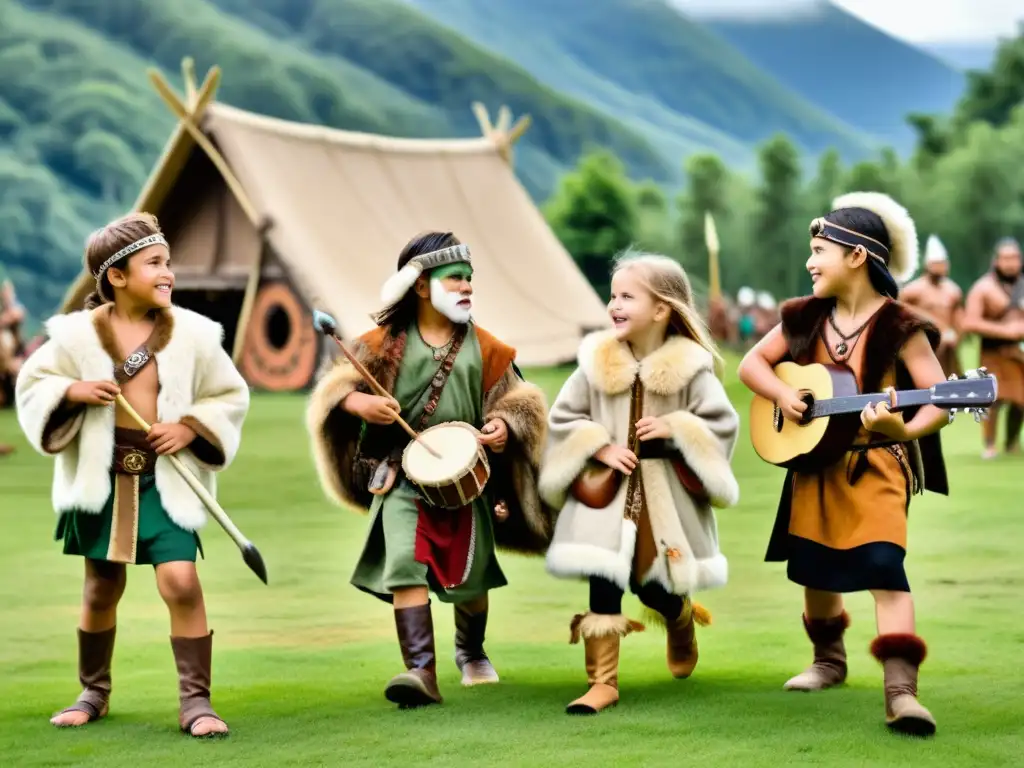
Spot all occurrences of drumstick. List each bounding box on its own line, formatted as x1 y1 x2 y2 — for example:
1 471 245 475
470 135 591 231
311 310 442 460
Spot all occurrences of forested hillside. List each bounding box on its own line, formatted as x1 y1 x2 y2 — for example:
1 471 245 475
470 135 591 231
694 1 965 151
1 0 680 321
408 0 875 167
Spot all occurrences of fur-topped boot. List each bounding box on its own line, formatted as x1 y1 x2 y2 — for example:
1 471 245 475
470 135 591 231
870 634 936 736
784 612 850 691
565 613 644 715
454 601 499 686
644 598 712 679
385 603 443 709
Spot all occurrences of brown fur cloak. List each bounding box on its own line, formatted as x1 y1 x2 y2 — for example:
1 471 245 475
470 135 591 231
306 323 553 555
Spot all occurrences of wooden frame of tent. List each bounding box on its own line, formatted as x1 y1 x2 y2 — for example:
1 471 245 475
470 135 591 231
58 57 578 392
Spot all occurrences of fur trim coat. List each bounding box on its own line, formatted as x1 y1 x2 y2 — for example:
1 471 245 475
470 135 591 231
539 330 740 595
306 323 554 554
15 304 251 532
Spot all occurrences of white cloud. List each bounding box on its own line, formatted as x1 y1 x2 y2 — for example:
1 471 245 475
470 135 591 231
668 0 819 19
671 0 1022 42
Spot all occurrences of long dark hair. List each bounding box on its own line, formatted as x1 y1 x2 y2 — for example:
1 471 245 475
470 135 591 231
814 207 897 298
372 231 461 333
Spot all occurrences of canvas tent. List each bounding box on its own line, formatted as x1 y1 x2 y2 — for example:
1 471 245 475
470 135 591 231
62 59 608 391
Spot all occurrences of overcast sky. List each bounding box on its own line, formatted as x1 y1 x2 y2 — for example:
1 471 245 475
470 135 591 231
671 0 1023 43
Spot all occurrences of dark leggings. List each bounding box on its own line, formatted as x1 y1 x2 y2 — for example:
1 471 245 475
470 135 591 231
589 575 684 620
1006 404 1024 449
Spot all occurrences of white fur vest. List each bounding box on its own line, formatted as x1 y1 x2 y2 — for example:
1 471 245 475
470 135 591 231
15 304 250 532
538 330 740 595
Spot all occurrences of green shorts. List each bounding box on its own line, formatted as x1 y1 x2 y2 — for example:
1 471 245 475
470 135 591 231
56 472 202 565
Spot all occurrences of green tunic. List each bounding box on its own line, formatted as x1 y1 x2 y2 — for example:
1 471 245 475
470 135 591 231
351 324 508 603
55 472 202 565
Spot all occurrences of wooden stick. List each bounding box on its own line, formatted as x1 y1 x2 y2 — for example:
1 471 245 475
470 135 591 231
182 57 197 109
704 211 721 302
322 334 442 459
114 395 268 583
471 101 493 137
148 70 260 225
148 67 267 365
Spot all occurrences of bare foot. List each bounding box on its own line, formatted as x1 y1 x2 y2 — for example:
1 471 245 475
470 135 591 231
50 703 105 727
188 715 229 737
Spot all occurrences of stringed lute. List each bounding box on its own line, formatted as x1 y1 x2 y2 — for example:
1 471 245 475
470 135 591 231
750 362 997 471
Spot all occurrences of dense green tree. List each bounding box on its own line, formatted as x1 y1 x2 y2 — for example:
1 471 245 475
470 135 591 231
753 134 803 297
544 150 638 299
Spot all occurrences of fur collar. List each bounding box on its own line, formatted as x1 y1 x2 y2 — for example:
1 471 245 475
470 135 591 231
45 304 219 362
577 330 713 396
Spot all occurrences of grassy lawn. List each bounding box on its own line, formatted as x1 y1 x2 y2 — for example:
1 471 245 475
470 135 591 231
0 357 1021 767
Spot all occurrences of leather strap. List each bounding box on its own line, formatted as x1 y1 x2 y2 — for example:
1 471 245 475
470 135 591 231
113 330 159 384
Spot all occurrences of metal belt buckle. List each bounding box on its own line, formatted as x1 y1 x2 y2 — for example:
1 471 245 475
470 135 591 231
122 449 148 474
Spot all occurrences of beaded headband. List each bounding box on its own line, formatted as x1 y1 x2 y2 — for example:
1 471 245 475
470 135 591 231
93 234 168 294
810 218 890 266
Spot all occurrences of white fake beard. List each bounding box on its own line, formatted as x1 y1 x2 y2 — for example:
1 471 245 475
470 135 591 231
430 279 472 324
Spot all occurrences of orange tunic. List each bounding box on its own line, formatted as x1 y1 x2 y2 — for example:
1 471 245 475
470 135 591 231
771 303 926 593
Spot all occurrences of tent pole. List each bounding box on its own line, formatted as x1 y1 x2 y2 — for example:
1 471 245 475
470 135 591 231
148 66 268 365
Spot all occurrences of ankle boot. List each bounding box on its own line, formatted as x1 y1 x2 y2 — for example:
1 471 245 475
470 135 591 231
454 602 499 686
565 613 643 715
870 634 936 736
51 626 116 726
784 612 849 691
663 598 712 679
170 631 228 737
385 603 443 708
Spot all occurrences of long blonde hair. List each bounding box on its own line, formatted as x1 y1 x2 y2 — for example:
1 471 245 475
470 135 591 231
611 250 724 374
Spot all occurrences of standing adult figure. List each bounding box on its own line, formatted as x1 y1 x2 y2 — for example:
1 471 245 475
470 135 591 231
900 236 963 378
961 238 1024 458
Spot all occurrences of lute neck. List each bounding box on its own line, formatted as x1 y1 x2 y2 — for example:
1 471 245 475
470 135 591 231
808 389 932 419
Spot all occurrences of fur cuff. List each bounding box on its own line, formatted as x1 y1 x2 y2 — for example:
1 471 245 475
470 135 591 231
486 381 547 467
803 611 850 644
179 397 246 472
537 421 612 508
663 410 739 508
870 633 927 666
305 359 364 508
569 612 645 644
15 370 82 456
179 416 226 468
641 600 712 630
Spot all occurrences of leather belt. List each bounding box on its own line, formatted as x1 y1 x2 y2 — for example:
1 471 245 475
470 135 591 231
638 438 677 460
112 427 157 476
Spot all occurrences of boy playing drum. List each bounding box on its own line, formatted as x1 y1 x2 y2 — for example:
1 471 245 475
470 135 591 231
305 232 551 709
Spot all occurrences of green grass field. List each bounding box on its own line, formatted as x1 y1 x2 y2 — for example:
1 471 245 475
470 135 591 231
1 360 1021 767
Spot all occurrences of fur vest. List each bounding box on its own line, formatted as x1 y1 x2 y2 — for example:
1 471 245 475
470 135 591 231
779 295 947 495
306 322 553 554
538 330 740 596
16 304 251 531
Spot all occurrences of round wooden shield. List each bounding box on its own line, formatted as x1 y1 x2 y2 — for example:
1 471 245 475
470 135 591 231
239 281 319 391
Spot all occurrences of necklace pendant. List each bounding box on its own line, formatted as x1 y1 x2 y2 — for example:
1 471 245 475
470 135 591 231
836 341 848 356
433 349 444 361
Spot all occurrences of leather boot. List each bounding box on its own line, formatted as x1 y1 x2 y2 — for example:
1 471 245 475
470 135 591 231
784 612 849 691
870 634 936 736
385 603 443 708
454 602 499 686
51 626 116 726
664 598 712 679
170 631 228 737
565 613 643 715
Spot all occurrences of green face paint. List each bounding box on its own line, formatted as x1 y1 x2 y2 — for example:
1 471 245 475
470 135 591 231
430 262 473 282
